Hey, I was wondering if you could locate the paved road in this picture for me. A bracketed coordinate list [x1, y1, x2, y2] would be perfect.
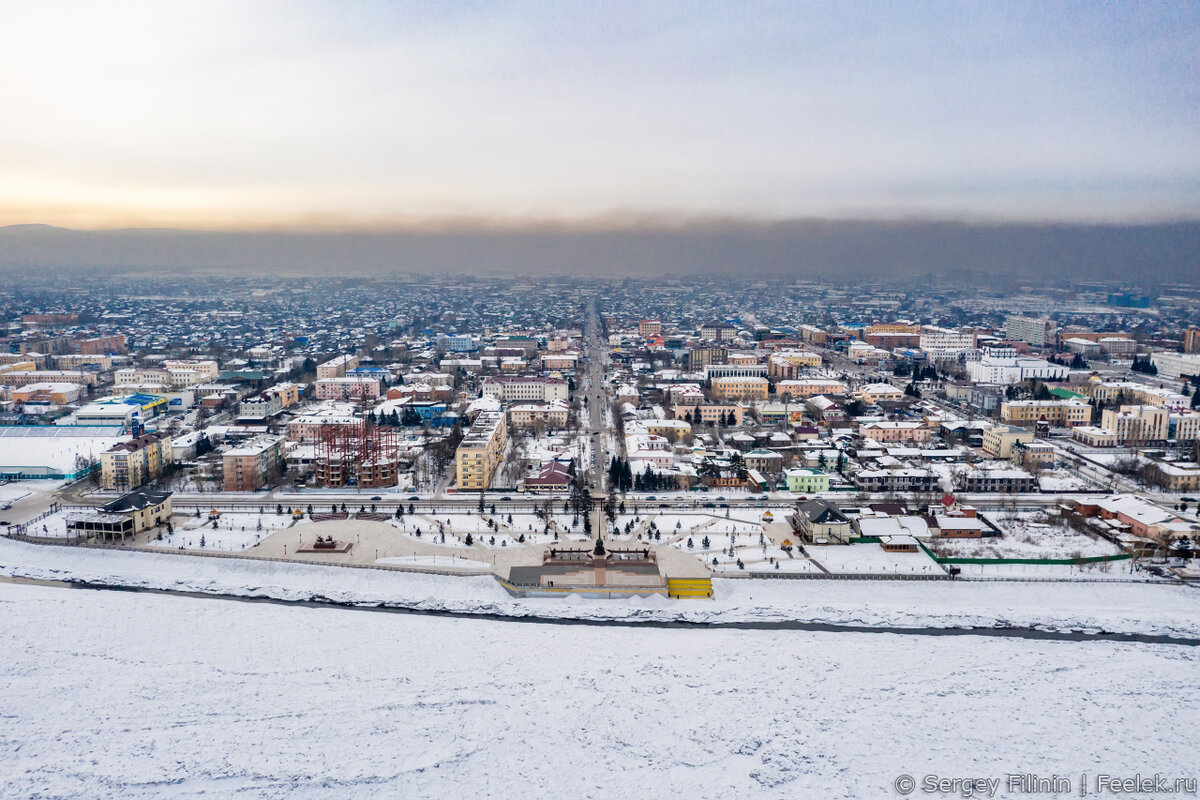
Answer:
[581, 300, 610, 493]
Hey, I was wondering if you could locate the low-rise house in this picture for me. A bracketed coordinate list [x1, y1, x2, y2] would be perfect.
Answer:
[858, 421, 931, 443]
[784, 467, 829, 493]
[792, 499, 852, 543]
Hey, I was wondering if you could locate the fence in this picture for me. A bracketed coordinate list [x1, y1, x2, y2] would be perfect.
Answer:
[718, 570, 1161, 584]
[7, 504, 62, 536]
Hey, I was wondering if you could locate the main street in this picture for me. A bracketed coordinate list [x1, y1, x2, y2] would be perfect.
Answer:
[581, 300, 610, 493]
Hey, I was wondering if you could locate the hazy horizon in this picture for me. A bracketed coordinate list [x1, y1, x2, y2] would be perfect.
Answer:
[3, 217, 1198, 282]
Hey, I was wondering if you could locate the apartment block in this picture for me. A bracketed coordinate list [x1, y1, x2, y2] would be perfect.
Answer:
[315, 376, 381, 401]
[223, 435, 284, 491]
[981, 425, 1034, 459]
[101, 432, 173, 490]
[638, 319, 662, 338]
[316, 354, 360, 380]
[1004, 315, 1056, 347]
[455, 411, 508, 491]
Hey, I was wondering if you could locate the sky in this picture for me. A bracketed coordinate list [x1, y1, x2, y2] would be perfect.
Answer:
[1, 0, 1198, 229]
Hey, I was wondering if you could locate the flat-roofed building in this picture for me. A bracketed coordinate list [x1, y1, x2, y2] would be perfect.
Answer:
[981, 425, 1034, 459]
[455, 411, 508, 491]
[481, 376, 568, 403]
[857, 383, 904, 404]
[315, 376, 381, 401]
[223, 435, 284, 491]
[2, 369, 96, 387]
[1000, 399, 1090, 428]
[1004, 315, 1056, 347]
[858, 421, 931, 443]
[710, 376, 768, 402]
[316, 354, 359, 380]
[53, 354, 113, 371]
[11, 382, 83, 405]
[1072, 426, 1120, 447]
[1150, 352, 1200, 379]
[507, 399, 570, 429]
[101, 431, 173, 490]
[1101, 405, 1172, 444]
[673, 404, 746, 425]
[776, 379, 846, 399]
[919, 326, 976, 358]
[77, 334, 126, 355]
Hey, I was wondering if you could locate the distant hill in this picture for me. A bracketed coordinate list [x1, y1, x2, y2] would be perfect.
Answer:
[1, 219, 1197, 282]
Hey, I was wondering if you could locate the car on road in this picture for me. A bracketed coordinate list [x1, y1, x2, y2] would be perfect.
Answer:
[370, 495, 381, 501]
[408, 496, 420, 501]
[1183, 496, 1197, 502]
[702, 502, 715, 508]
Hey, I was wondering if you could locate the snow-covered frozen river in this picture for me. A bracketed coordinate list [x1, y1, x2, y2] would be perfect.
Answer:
[1, 582, 1196, 799]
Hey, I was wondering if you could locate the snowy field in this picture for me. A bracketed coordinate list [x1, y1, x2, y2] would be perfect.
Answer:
[375, 555, 491, 572]
[806, 542, 947, 575]
[1, 582, 1197, 799]
[942, 513, 1125, 560]
[3, 536, 1199, 637]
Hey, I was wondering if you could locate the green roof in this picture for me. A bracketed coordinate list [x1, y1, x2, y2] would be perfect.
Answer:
[1049, 387, 1083, 400]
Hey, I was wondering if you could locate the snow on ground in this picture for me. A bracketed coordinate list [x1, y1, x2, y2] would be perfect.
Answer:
[953, 561, 1151, 580]
[180, 511, 300, 531]
[144, 512, 307, 552]
[375, 555, 491, 572]
[704, 518, 765, 536]
[647, 513, 714, 533]
[0, 480, 37, 506]
[931, 523, 1122, 561]
[1038, 469, 1096, 492]
[3, 536, 1199, 637]
[502, 512, 553, 531]
[1, 582, 1197, 799]
[805, 542, 946, 576]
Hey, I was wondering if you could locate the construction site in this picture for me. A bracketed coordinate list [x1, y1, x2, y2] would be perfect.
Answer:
[313, 419, 403, 489]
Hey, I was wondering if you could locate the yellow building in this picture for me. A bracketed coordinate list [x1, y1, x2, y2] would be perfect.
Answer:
[274, 382, 302, 408]
[455, 411, 508, 490]
[857, 383, 904, 404]
[1101, 405, 1170, 444]
[638, 319, 661, 338]
[644, 419, 692, 440]
[673, 404, 747, 425]
[1147, 462, 1200, 492]
[65, 489, 173, 540]
[776, 379, 846, 399]
[710, 376, 769, 402]
[100, 432, 173, 490]
[507, 400, 570, 429]
[981, 425, 1034, 459]
[1085, 381, 1186, 407]
[1000, 400, 1090, 428]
